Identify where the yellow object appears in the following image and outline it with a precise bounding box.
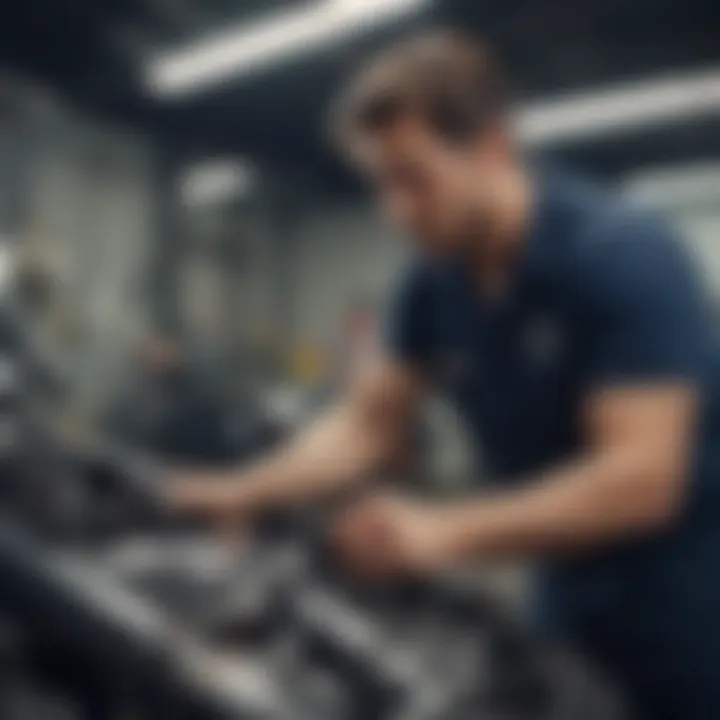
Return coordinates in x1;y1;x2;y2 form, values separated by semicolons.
289;342;325;384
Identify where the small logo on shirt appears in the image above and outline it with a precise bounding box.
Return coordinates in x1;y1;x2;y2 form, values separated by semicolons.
523;316;564;366
437;351;474;385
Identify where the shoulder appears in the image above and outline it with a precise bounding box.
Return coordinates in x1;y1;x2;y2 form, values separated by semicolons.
394;256;438;292
545;171;677;259
577;195;680;265
578;203;698;309
544;173;698;304
388;256;443;315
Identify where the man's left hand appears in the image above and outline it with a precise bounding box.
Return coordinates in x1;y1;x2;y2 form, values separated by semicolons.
331;493;460;581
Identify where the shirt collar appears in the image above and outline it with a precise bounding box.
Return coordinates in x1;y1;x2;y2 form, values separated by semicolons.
442;165;556;309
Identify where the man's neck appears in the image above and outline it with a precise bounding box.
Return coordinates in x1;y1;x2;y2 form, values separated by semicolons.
471;165;533;296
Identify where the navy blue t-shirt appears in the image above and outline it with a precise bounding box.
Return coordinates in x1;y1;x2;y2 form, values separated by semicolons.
384;170;720;715
386;170;719;507
383;169;720;712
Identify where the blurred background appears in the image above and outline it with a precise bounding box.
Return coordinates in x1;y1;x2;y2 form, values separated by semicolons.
0;0;718;477
0;0;717;717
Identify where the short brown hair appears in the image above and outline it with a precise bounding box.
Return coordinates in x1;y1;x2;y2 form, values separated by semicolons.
330;30;510;152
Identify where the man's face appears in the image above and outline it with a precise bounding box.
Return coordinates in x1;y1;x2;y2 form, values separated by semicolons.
353;116;502;255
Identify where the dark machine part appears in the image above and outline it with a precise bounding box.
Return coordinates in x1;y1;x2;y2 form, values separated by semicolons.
0;295;95;543
204;503;628;720
287;529;626;720
0;287;283;543
0;515;296;720
0;434;630;720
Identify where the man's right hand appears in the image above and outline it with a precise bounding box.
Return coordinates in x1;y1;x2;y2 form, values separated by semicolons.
166;471;255;522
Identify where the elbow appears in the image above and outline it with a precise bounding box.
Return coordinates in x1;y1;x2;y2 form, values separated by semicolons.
629;458;689;532
372;428;409;471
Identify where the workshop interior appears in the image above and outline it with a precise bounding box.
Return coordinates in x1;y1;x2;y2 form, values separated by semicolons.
0;0;718;718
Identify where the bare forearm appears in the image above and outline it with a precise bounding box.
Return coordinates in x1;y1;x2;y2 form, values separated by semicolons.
243;408;388;509
439;449;684;561
186;405;388;514
169;360;425;521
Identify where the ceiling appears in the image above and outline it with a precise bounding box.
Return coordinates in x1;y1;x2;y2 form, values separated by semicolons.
1;0;719;187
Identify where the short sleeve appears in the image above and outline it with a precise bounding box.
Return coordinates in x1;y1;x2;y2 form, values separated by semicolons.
582;213;709;385
382;262;436;369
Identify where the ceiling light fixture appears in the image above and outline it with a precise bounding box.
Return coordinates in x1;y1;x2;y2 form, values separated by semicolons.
518;68;720;146
147;0;429;98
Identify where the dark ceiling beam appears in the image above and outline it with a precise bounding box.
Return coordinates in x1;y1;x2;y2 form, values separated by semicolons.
140;0;209;38
1;0;717;186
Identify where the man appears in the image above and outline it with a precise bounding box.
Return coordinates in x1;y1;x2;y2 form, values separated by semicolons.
170;32;720;719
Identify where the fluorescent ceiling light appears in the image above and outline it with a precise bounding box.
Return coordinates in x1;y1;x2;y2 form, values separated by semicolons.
625;164;720;207
518;68;720;146
147;0;428;98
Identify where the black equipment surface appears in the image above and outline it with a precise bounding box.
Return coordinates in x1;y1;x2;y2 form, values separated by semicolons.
0;440;630;719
